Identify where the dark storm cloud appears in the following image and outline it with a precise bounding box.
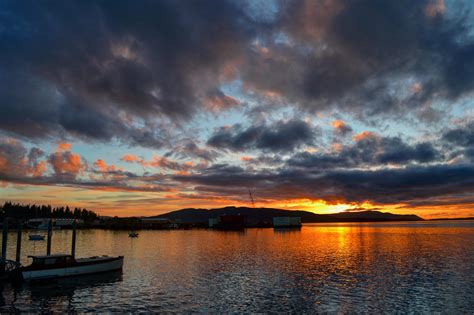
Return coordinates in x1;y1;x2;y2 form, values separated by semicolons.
0;0;257;145
207;119;317;152
443;122;474;147
241;0;474;118
442;122;474;162
165;141;219;162
316;164;474;206
174;162;474;208
2;0;474;147
288;136;440;169
377;139;439;164
0;79;167;148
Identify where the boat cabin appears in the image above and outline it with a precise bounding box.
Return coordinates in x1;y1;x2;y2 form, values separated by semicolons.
27;254;75;266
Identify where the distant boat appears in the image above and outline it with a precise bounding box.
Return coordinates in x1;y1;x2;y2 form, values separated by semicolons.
21;254;124;281
28;234;45;241
128;232;139;238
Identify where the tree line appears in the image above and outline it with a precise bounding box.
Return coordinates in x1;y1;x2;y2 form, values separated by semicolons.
0;202;99;222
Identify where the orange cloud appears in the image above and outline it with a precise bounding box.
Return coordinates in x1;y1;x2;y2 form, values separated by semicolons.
121;154;194;173
121;154;142;163
0;138;47;178
57;142;72;151
0;156;7;172
203;94;239;112
30;160;47;177
331;120;353;136
410;82;423;94
425;0;445;17
353;131;377;141
49;151;85;178
332;120;346;129
94;159;120;172
149;156;193;173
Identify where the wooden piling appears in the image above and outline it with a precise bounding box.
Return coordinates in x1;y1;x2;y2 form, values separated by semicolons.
71;219;77;258
16;222;22;263
1;218;8;261
46;219;53;255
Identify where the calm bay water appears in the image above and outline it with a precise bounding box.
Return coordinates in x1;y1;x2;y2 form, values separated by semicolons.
0;221;473;312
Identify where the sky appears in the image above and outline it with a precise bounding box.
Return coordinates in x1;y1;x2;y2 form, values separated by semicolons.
1;0;474;218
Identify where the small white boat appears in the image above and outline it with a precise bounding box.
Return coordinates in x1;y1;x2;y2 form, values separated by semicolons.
28;234;45;241
21;254;124;281
128;232;139;238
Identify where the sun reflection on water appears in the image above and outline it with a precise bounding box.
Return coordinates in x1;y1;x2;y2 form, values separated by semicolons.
0;221;473;312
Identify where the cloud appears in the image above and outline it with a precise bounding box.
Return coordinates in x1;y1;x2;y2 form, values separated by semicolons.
207;119;317;152
239;0;474;120
0;137;47;178
332;120;353;136
48;147;86;180
94;159;119;172
0;139;176;192
174;162;474;209
121;154;142;163
203;90;240;112
353;131;377;142
121;154;197;173
425;0;446;17
2;0;474;150
0;0;258;146
288;135;440;169
442;121;474;162
443;122;474;147
164;141;219;162
58;143;72;151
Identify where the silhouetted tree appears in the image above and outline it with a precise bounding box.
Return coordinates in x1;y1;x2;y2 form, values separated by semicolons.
0;202;98;222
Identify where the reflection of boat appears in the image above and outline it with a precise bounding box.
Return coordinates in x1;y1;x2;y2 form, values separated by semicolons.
21;254;124;282
128;232;139;238
17;270;123;302
273;217;302;228
28;235;45;241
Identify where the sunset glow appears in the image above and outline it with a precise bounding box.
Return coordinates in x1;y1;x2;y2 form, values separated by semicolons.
1;0;474;219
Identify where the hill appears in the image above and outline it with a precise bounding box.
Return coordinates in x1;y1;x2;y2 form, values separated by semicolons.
150;206;423;225
329;210;423;222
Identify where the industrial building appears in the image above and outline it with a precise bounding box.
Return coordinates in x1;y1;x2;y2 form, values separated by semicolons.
273;217;302;228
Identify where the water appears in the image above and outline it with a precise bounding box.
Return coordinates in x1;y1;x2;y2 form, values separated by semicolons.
0;221;473;312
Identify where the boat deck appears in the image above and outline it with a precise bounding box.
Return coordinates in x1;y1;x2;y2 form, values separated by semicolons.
76;256;114;263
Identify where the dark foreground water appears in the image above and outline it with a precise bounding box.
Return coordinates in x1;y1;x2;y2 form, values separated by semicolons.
0;221;473;312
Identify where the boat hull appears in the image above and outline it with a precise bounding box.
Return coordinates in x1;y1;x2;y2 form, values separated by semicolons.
22;256;123;281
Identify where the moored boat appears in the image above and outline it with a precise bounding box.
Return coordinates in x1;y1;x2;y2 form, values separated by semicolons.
21;254;124;281
129;231;139;238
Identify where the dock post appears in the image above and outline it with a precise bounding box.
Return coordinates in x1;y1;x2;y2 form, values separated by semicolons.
1;218;8;261
16;222;22;263
46;219;53;255
71;219;77;258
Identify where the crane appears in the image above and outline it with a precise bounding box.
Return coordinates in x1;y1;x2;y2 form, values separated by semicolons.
248;189;255;208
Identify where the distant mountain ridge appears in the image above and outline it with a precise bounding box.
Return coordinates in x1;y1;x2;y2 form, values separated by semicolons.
150;206;423;224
